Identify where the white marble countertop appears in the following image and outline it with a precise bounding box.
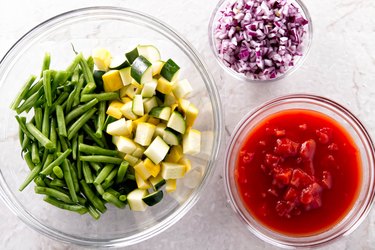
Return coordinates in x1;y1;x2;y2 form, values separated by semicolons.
1;0;375;249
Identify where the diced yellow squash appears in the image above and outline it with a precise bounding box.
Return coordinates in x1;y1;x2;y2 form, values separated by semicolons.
124;154;139;167
152;60;165;76
178;157;192;173
170;103;179;112
131;79;143;89
134;161;152;180
156;76;174;94
120;86;129;98
144;158;161;177
125;83;142;99
132;144;145;158
147;117;160;125
135;171;151;189
185;103;199;127
165;145;183;163
177;98;191;115
133;115;149;127
121;96;132;103
106;100;123;119
92;48;111;71
102;70;123;92
166;179;177;193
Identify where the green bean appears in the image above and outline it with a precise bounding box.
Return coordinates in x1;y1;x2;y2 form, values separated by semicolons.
62;159;78;203
40;149;72;175
73;75;85;107
43;196;87;215
21;136;31;152
26;122;54;150
31;143;40;164
35;186;73;204
70;163;80;192
94;183;105;195
15;116;34;140
103;192;125;209
42;154;54;171
78;53;95;85
71;134;78;160
53;166;64;179
119;195;127;202
80;155;122;165
80;180;106;213
56;105;67;137
24;151;35;170
66;53;81;73
71;67;80;84
94;164;114;185
87;205;101;220
24;79;43;99
40;148;49;165
49;118;57;152
43;70;53;106
50;92;69;113
58;133;70;152
42;105;50;138
105;168;118;184
87;56;94;72
78;143;118;157
67;108;97;140
16;87;44;114
19;163;42;191
53;70;71;86
101;180;114;190
95;101;106;138
49;178;66;188
77;135;84;179
34;108;43;131
106;188;121;198
116;161;129;184
65;84;79;113
65;98;98;124
82;124;105;148
82;162;94;183
10;75;37;110
81;92;119;102
89;162;102;172
41;52;51;77
34;175;46;187
81;82;96;95
126;174;135;181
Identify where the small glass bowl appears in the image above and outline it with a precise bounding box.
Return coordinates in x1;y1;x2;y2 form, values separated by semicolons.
208;0;313;82
0;6;223;248
224;94;375;247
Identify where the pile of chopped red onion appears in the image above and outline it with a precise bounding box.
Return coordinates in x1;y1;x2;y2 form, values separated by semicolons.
213;0;309;80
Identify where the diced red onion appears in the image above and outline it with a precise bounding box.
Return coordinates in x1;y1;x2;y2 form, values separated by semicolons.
214;0;309;80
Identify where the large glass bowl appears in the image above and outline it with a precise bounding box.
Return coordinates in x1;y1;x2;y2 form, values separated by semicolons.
0;6;223;247
225;94;375;247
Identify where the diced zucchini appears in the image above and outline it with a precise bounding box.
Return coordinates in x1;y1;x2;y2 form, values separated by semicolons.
173;79;192;99
124;154;139;167
183;129;201;155
152;60;165;76
177;98;191;115
134;161;152;180
132;95;144;116
120;101;138;120
147;117;160;125
144;158;160;177
161;162;186;179
167;111;186;134
125;47;139;64
166;179;176;193
165;145;183;163
144;136;170;164
149;175;166;190
132;144;145;158
185;103;199;127
178;157;192;173
114;136;137;154
142;190;163;206
106;118;131;137
106;100;123;119
160;59;180;82
125;83;141;99
154;123;167;138
134;122;156;146
93;70;106;90
149;106;171;121
156;76;174;94
135;172;151;189
127;189;148;211
119;67;132;86
163;128;181;146
141;79;157;98
131;56;153;84
143;96;159;114
109;56;130;70
137;45;161;63
164;94;176;106
102;70;124;92
92;48;111;71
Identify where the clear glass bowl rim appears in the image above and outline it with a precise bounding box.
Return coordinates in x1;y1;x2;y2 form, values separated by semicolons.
224;93;375;248
208;0;314;83
0;6;223;247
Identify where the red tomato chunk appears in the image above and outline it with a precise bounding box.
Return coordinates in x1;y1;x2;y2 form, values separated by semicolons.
236;109;361;236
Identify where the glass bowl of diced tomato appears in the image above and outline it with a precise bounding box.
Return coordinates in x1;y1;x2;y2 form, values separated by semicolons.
0;6;223;247
225;94;375;247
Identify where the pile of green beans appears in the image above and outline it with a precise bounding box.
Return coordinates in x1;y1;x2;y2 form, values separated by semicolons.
12;52;132;220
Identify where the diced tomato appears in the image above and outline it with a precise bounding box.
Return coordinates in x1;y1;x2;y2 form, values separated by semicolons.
272;167;293;188
328;143;339;151
240;150;254;164
316;127;333;144
284;187;298;201
264;153;282;167
299;139;316;161
322;171;333;189
274;129;286;137
274;138;300;157
275;200;295;218
290;168;314;189
301;183;323;210
299;123;307;131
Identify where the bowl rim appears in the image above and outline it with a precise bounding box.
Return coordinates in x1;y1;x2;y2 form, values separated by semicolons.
224;93;375;248
208;0;314;83
0;6;224;247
